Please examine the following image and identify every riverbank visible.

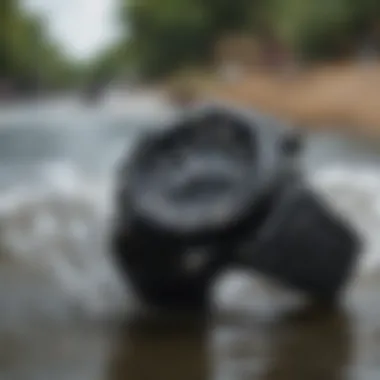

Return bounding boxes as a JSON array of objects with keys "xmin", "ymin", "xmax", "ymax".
[{"xmin": 165, "ymin": 62, "xmax": 380, "ymax": 138}]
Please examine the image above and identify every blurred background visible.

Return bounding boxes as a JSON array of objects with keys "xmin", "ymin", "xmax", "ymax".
[
  {"xmin": 2, "ymin": 0, "xmax": 380, "ymax": 123},
  {"xmin": 2, "ymin": 0, "xmax": 380, "ymax": 379},
  {"xmin": 2, "ymin": 0, "xmax": 380, "ymax": 129}
]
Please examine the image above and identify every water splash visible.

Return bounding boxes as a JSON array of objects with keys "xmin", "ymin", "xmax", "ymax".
[
  {"xmin": 0, "ymin": 160, "xmax": 378, "ymax": 322},
  {"xmin": 216, "ymin": 164, "xmax": 380, "ymax": 314},
  {"xmin": 311, "ymin": 165, "xmax": 380, "ymax": 277},
  {"xmin": 0, "ymin": 161, "xmax": 133, "ymax": 324}
]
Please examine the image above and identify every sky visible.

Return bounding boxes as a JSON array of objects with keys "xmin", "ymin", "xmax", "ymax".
[{"xmin": 22, "ymin": 0, "xmax": 122, "ymax": 61}]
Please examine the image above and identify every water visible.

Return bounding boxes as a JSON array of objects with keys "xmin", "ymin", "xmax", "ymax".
[{"xmin": 0, "ymin": 96, "xmax": 380, "ymax": 379}]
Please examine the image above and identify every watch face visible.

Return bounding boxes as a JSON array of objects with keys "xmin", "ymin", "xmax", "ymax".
[{"xmin": 129, "ymin": 111, "xmax": 260, "ymax": 233}]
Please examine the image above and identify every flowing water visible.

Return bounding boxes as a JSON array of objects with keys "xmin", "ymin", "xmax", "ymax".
[{"xmin": 0, "ymin": 95, "xmax": 380, "ymax": 379}]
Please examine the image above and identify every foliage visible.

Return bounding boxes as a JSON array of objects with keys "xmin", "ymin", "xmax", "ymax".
[
  {"xmin": 267, "ymin": 0, "xmax": 380, "ymax": 60},
  {"xmin": 116, "ymin": 0, "xmax": 380, "ymax": 79},
  {"xmin": 0, "ymin": 0, "xmax": 80, "ymax": 91},
  {"xmin": 122, "ymin": 0, "xmax": 262, "ymax": 79},
  {"xmin": 5, "ymin": 0, "xmax": 380, "ymax": 88}
]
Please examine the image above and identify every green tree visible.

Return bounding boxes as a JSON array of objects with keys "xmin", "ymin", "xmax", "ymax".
[
  {"xmin": 120, "ymin": 0, "xmax": 380, "ymax": 78},
  {"xmin": 123, "ymin": 0, "xmax": 259, "ymax": 79},
  {"xmin": 1, "ymin": 0, "xmax": 81, "ymax": 91},
  {"xmin": 270, "ymin": 0, "xmax": 380, "ymax": 60}
]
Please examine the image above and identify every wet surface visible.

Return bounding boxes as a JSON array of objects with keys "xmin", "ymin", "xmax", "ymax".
[
  {"xmin": 0, "ymin": 98, "xmax": 379, "ymax": 379},
  {"xmin": 2, "ymin": 282, "xmax": 380, "ymax": 380},
  {"xmin": 105, "ymin": 276, "xmax": 380, "ymax": 380}
]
